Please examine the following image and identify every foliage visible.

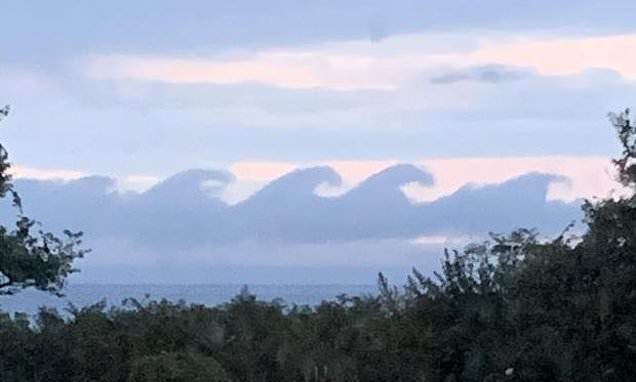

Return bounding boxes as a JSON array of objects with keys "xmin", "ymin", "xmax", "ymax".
[{"xmin": 129, "ymin": 352, "xmax": 230, "ymax": 382}]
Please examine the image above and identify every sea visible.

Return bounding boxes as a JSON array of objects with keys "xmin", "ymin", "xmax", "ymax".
[{"xmin": 0, "ymin": 284, "xmax": 378, "ymax": 317}]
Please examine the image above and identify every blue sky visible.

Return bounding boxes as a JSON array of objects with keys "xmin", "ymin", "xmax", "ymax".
[{"xmin": 1, "ymin": 1, "xmax": 634, "ymax": 281}]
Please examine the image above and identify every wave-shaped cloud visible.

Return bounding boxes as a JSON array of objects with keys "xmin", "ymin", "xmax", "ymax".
[{"xmin": 2, "ymin": 165, "xmax": 581, "ymax": 255}]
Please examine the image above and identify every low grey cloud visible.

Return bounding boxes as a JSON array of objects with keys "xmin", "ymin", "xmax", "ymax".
[
  {"xmin": 0, "ymin": 165, "xmax": 582, "ymax": 270},
  {"xmin": 429, "ymin": 65, "xmax": 532, "ymax": 85}
]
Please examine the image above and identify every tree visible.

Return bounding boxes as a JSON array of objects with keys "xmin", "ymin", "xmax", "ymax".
[
  {"xmin": 0, "ymin": 106, "xmax": 87, "ymax": 295},
  {"xmin": 129, "ymin": 352, "xmax": 230, "ymax": 382},
  {"xmin": 609, "ymin": 108, "xmax": 636, "ymax": 187}
]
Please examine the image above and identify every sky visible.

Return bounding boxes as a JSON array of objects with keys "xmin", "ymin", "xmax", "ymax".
[{"xmin": 1, "ymin": 1, "xmax": 634, "ymax": 283}]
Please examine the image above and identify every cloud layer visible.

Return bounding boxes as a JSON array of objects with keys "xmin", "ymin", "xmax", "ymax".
[
  {"xmin": 2, "ymin": 165, "xmax": 583, "ymax": 270},
  {"xmin": 86, "ymin": 33, "xmax": 636, "ymax": 91}
]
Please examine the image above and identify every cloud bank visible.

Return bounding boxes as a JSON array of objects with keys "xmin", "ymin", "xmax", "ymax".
[
  {"xmin": 86, "ymin": 33, "xmax": 636, "ymax": 91},
  {"xmin": 1, "ymin": 165, "xmax": 584, "ymax": 272}
]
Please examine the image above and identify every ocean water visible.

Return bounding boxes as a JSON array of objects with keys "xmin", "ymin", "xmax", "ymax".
[{"xmin": 0, "ymin": 284, "xmax": 378, "ymax": 316}]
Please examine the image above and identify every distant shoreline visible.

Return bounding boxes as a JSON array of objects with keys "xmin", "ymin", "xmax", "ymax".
[{"xmin": 0, "ymin": 283, "xmax": 378, "ymax": 316}]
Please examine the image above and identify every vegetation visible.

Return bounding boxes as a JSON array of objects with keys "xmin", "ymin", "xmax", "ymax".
[{"xmin": 0, "ymin": 110, "xmax": 635, "ymax": 380}]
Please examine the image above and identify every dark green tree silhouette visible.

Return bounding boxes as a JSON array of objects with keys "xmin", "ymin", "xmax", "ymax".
[{"xmin": 129, "ymin": 352, "xmax": 230, "ymax": 382}]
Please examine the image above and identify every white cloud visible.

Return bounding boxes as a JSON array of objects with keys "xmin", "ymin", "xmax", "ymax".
[
  {"xmin": 471, "ymin": 35, "xmax": 636, "ymax": 78},
  {"xmin": 11, "ymin": 165, "xmax": 86, "ymax": 181},
  {"xmin": 229, "ymin": 161, "xmax": 298, "ymax": 181},
  {"xmin": 86, "ymin": 52, "xmax": 397, "ymax": 91},
  {"xmin": 85, "ymin": 32, "xmax": 636, "ymax": 91},
  {"xmin": 116, "ymin": 175, "xmax": 160, "ymax": 193},
  {"xmin": 409, "ymin": 234, "xmax": 476, "ymax": 247}
]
